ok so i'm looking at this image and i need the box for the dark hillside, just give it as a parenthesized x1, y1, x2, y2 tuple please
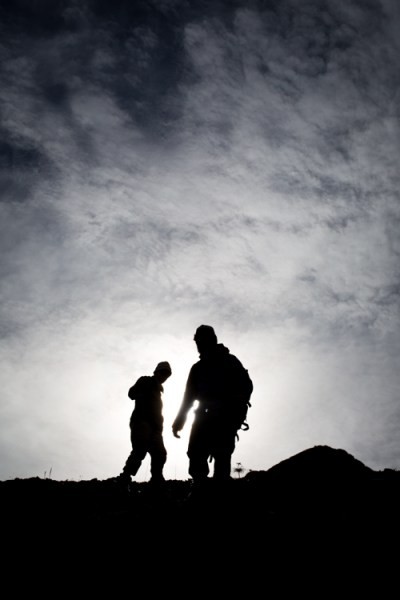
(1, 445, 399, 588)
(2, 445, 399, 532)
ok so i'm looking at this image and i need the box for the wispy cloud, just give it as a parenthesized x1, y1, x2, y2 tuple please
(0, 0, 399, 479)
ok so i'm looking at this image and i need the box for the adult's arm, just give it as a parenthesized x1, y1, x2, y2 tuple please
(172, 366, 197, 437)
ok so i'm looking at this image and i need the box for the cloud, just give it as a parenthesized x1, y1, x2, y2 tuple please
(0, 0, 399, 479)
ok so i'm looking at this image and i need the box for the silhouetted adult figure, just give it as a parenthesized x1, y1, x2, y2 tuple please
(172, 325, 253, 483)
(120, 361, 172, 484)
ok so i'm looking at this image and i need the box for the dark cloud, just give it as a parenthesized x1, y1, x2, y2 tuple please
(0, 134, 57, 203)
(0, 1, 211, 141)
(5, 5, 387, 117)
(1, 0, 397, 168)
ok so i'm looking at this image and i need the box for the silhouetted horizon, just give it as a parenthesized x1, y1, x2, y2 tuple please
(4, 443, 397, 595)
(1, 444, 398, 483)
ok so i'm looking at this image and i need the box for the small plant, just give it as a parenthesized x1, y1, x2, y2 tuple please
(43, 467, 53, 480)
(234, 462, 245, 479)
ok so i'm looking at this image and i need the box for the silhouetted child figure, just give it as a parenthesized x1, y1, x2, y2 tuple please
(120, 361, 172, 484)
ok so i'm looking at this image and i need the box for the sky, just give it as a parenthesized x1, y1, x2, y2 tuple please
(0, 0, 399, 482)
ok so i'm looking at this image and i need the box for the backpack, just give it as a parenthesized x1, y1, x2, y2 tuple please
(193, 348, 253, 431)
(235, 367, 253, 432)
(225, 359, 253, 432)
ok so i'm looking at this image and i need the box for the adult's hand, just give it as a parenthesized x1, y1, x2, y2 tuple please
(172, 426, 181, 439)
(172, 414, 185, 438)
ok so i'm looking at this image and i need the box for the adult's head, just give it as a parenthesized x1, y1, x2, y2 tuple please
(153, 361, 172, 383)
(194, 325, 218, 354)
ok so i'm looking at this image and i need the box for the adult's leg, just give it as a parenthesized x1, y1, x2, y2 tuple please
(187, 414, 211, 481)
(212, 426, 237, 481)
(212, 451, 232, 481)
